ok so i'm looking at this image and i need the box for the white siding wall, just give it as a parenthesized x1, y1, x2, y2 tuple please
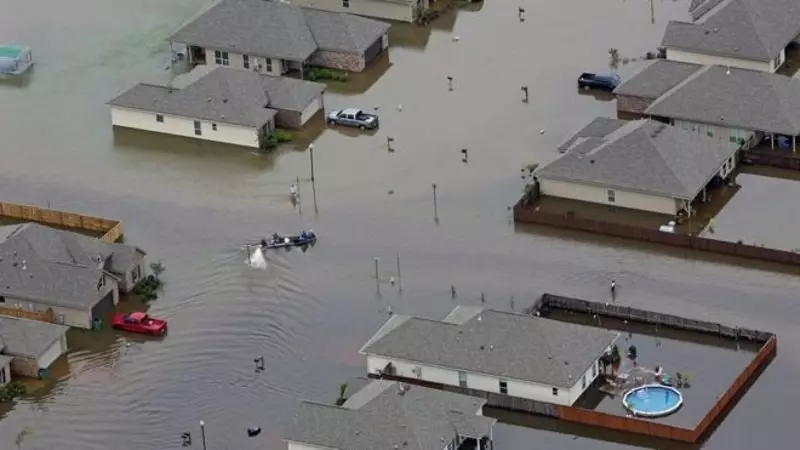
(300, 97, 323, 125)
(366, 354, 577, 406)
(287, 440, 338, 450)
(672, 119, 755, 151)
(665, 48, 772, 72)
(292, 0, 414, 22)
(567, 359, 601, 404)
(111, 106, 263, 148)
(539, 178, 678, 215)
(51, 305, 92, 329)
(204, 49, 285, 76)
(37, 338, 65, 369)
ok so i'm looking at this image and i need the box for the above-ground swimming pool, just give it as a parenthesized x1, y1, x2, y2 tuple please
(623, 384, 683, 417)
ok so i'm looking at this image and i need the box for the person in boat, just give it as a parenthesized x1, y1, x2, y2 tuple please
(289, 184, 298, 196)
(271, 233, 281, 244)
(300, 230, 309, 240)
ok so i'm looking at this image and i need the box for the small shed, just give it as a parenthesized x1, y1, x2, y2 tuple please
(0, 45, 33, 75)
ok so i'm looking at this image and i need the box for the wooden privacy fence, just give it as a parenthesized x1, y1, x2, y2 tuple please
(534, 293, 777, 443)
(743, 150, 800, 171)
(513, 199, 800, 266)
(0, 306, 54, 323)
(0, 201, 123, 243)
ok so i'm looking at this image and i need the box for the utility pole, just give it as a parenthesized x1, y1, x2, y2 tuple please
(199, 421, 207, 450)
(374, 257, 381, 295)
(432, 183, 439, 223)
(308, 143, 316, 182)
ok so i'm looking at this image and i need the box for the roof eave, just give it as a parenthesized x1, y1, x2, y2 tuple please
(663, 44, 772, 63)
(537, 173, 692, 201)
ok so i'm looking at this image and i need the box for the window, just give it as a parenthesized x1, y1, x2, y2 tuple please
(607, 189, 616, 203)
(458, 371, 467, 388)
(552, 387, 559, 396)
(243, 54, 250, 69)
(212, 123, 218, 131)
(0, 366, 5, 385)
(0, 296, 5, 303)
(156, 114, 164, 123)
(413, 366, 422, 378)
(132, 265, 142, 283)
(214, 50, 229, 66)
(592, 361, 597, 377)
(97, 276, 105, 290)
(342, 0, 350, 7)
(265, 58, 273, 73)
(582, 375, 586, 390)
(706, 126, 714, 138)
(194, 121, 202, 136)
(499, 380, 508, 395)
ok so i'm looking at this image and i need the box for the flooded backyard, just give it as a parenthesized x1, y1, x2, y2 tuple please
(0, 0, 799, 449)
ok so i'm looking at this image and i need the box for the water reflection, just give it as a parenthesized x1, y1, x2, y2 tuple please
(0, 67, 35, 88)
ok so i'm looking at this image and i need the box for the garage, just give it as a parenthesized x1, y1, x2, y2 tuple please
(37, 338, 65, 370)
(92, 291, 115, 321)
(300, 96, 323, 125)
(363, 38, 383, 68)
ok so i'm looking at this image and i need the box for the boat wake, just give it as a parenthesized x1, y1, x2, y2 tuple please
(246, 246, 268, 270)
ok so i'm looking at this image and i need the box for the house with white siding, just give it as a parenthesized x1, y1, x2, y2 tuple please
(0, 316, 69, 381)
(360, 306, 619, 407)
(108, 67, 326, 148)
(616, 61, 800, 152)
(169, 0, 390, 75)
(284, 377, 496, 450)
(290, 0, 429, 23)
(536, 118, 738, 216)
(0, 223, 145, 329)
(662, 0, 800, 73)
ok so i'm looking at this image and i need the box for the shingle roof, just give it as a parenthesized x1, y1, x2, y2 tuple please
(0, 223, 141, 309)
(613, 60, 703, 99)
(0, 316, 68, 359)
(302, 7, 391, 53)
(108, 67, 325, 125)
(360, 307, 619, 388)
(169, 0, 390, 59)
(538, 118, 738, 200)
(645, 65, 800, 135)
(662, 0, 800, 61)
(284, 378, 495, 450)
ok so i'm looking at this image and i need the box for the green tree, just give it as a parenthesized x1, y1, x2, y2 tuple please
(149, 260, 166, 280)
(335, 382, 348, 406)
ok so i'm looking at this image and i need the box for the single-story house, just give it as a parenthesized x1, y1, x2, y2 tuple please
(108, 67, 326, 148)
(284, 377, 496, 450)
(662, 0, 800, 73)
(360, 306, 619, 407)
(290, 0, 431, 23)
(0, 316, 69, 380)
(616, 62, 800, 151)
(169, 0, 391, 75)
(0, 223, 146, 329)
(537, 118, 739, 216)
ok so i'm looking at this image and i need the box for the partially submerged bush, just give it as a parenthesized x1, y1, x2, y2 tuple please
(0, 382, 27, 403)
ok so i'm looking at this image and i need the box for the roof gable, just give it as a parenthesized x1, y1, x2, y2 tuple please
(0, 316, 68, 358)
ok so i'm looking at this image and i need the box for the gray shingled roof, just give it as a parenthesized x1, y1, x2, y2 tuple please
(662, 0, 800, 61)
(613, 60, 703, 99)
(645, 65, 800, 135)
(360, 307, 619, 388)
(285, 378, 495, 450)
(0, 223, 141, 309)
(303, 7, 390, 53)
(169, 0, 390, 59)
(0, 316, 68, 358)
(108, 67, 325, 125)
(538, 118, 738, 200)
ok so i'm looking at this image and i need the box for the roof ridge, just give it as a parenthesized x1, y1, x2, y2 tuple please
(644, 125, 698, 197)
(732, 0, 771, 57)
(646, 65, 711, 113)
(767, 74, 800, 135)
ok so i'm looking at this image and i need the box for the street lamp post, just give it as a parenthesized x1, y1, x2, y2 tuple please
(199, 420, 207, 450)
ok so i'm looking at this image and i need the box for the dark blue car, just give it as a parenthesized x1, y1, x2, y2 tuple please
(577, 72, 621, 92)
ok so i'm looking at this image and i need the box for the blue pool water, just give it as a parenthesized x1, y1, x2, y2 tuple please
(623, 384, 683, 417)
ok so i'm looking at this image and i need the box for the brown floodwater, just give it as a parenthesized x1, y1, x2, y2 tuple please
(1, 1, 799, 449)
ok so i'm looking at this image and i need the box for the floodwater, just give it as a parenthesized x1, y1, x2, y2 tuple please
(1, 1, 799, 449)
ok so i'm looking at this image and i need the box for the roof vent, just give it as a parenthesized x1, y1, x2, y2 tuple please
(207, 98, 212, 102)
(726, 66, 731, 75)
(477, 314, 482, 322)
(223, 98, 228, 103)
(704, 29, 710, 35)
(713, 28, 718, 33)
(590, 159, 595, 164)
(489, 344, 494, 350)
(480, 345, 485, 350)
(355, 430, 361, 435)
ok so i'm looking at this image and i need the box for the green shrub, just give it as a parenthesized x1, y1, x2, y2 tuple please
(0, 382, 27, 403)
(274, 129, 293, 143)
(304, 67, 348, 82)
(134, 274, 163, 301)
